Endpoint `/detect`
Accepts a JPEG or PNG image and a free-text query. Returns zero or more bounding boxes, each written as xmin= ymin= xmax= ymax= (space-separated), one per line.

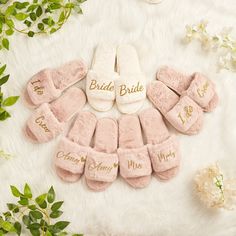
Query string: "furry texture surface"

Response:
xmin=1 ymin=0 xmax=236 ymax=235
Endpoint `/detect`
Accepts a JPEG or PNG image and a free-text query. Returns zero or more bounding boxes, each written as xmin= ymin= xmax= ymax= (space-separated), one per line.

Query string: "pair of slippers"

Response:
xmin=86 ymin=44 xmax=146 ymax=114
xmin=24 ymin=60 xmax=87 ymax=143
xmin=148 ymin=66 xmax=219 ymax=135
xmin=54 ymin=108 xmax=180 ymax=191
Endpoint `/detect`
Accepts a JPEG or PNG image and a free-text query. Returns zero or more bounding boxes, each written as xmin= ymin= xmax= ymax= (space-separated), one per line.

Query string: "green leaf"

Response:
xmin=27 ymin=4 xmax=38 ymax=12
xmin=5 ymin=5 xmax=15 ymax=16
xmin=18 ymin=197 xmax=29 ymax=205
xmin=28 ymin=204 xmax=37 ymax=210
xmin=58 ymin=11 xmax=65 ymax=22
xmin=50 ymin=210 xmax=63 ymax=218
xmin=15 ymin=2 xmax=30 ymax=10
xmin=28 ymin=31 xmax=35 ymax=37
xmin=28 ymin=223 xmax=41 ymax=230
xmin=49 ymin=3 xmax=61 ymax=10
xmin=50 ymin=28 xmax=57 ymax=34
xmin=37 ymin=23 xmax=44 ymax=31
xmin=7 ymin=203 xmax=18 ymax=211
xmin=24 ymin=20 xmax=32 ymax=27
xmin=24 ymin=183 xmax=32 ymax=198
xmin=10 ymin=185 xmax=21 ymax=197
xmin=0 ymin=75 xmax=10 ymax=86
xmin=30 ymin=12 xmax=37 ymax=21
xmin=30 ymin=228 xmax=40 ymax=236
xmin=0 ymin=110 xmax=11 ymax=121
xmin=2 ymin=38 xmax=9 ymax=50
xmin=22 ymin=215 xmax=31 ymax=226
xmin=39 ymin=200 xmax=47 ymax=209
xmin=51 ymin=201 xmax=63 ymax=211
xmin=14 ymin=222 xmax=21 ymax=236
xmin=0 ymin=221 xmax=15 ymax=232
xmin=2 ymin=96 xmax=19 ymax=107
xmin=53 ymin=221 xmax=69 ymax=232
xmin=6 ymin=19 xmax=15 ymax=28
xmin=36 ymin=6 xmax=42 ymax=17
xmin=45 ymin=231 xmax=52 ymax=236
xmin=15 ymin=13 xmax=28 ymax=21
xmin=0 ymin=64 xmax=6 ymax=75
xmin=29 ymin=211 xmax=43 ymax=219
xmin=5 ymin=28 xmax=14 ymax=36
xmin=35 ymin=193 xmax=47 ymax=205
xmin=47 ymin=186 xmax=55 ymax=203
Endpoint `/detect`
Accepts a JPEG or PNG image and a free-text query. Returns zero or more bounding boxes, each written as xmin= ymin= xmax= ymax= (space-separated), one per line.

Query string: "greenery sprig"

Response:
xmin=0 ymin=184 xmax=82 ymax=236
xmin=0 ymin=0 xmax=86 ymax=49
xmin=0 ymin=149 xmax=12 ymax=159
xmin=0 ymin=64 xmax=19 ymax=121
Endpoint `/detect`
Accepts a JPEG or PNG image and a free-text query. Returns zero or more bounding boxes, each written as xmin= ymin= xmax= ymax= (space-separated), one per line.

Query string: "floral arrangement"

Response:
xmin=195 ymin=163 xmax=236 ymax=210
xmin=183 ymin=20 xmax=236 ymax=72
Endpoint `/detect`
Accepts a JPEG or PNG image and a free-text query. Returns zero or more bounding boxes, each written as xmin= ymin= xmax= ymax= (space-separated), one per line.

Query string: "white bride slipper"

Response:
xmin=116 ymin=44 xmax=146 ymax=114
xmin=86 ymin=44 xmax=118 ymax=112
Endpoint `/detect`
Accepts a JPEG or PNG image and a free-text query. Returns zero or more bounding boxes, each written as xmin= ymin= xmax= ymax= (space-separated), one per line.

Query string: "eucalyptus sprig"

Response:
xmin=0 ymin=0 xmax=86 ymax=49
xmin=0 ymin=184 xmax=83 ymax=236
xmin=183 ymin=20 xmax=236 ymax=71
xmin=0 ymin=64 xmax=19 ymax=121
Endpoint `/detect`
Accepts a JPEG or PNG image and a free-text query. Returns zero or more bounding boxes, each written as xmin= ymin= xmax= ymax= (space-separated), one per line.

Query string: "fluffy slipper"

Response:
xmin=118 ymin=115 xmax=152 ymax=188
xmin=54 ymin=111 xmax=97 ymax=182
xmin=139 ymin=108 xmax=181 ymax=181
xmin=157 ymin=66 xmax=218 ymax=112
xmin=25 ymin=60 xmax=87 ymax=107
xmin=116 ymin=44 xmax=146 ymax=114
xmin=86 ymin=44 xmax=118 ymax=111
xmin=85 ymin=118 xmax=118 ymax=191
xmin=25 ymin=87 xmax=86 ymax=143
xmin=147 ymin=81 xmax=204 ymax=135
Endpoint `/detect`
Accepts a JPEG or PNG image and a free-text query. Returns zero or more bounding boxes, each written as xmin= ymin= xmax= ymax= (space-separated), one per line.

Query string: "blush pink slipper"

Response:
xmin=115 ymin=44 xmax=146 ymax=114
xmin=139 ymin=108 xmax=181 ymax=181
xmin=25 ymin=60 xmax=87 ymax=107
xmin=54 ymin=111 xmax=97 ymax=182
xmin=157 ymin=66 xmax=218 ymax=112
xmin=86 ymin=44 xmax=118 ymax=112
xmin=147 ymin=81 xmax=204 ymax=135
xmin=118 ymin=115 xmax=152 ymax=188
xmin=25 ymin=87 xmax=86 ymax=143
xmin=85 ymin=118 xmax=119 ymax=191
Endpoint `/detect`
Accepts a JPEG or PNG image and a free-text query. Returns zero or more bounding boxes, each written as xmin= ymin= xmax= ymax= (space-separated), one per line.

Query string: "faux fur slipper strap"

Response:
xmin=147 ymin=136 xmax=180 ymax=174
xmin=85 ymin=150 xmax=119 ymax=182
xmin=25 ymin=60 xmax=87 ymax=107
xmin=118 ymin=146 xmax=152 ymax=179
xmin=115 ymin=74 xmax=146 ymax=104
xmin=55 ymin=137 xmax=89 ymax=176
xmin=157 ymin=66 xmax=218 ymax=112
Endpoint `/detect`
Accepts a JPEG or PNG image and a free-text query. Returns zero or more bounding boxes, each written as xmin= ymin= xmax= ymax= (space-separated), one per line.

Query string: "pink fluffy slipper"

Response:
xmin=139 ymin=108 xmax=181 ymax=181
xmin=25 ymin=60 xmax=87 ymax=107
xmin=157 ymin=66 xmax=218 ymax=112
xmin=25 ymin=87 xmax=86 ymax=143
xmin=147 ymin=81 xmax=204 ymax=135
xmin=85 ymin=118 xmax=119 ymax=191
xmin=54 ymin=111 xmax=97 ymax=182
xmin=118 ymin=115 xmax=152 ymax=188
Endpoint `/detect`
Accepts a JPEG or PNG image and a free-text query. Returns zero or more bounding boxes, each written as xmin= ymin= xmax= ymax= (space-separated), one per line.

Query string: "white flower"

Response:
xmin=195 ymin=163 xmax=236 ymax=210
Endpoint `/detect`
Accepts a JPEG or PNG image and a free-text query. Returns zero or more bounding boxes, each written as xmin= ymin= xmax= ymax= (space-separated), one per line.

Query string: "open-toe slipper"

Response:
xmin=139 ymin=108 xmax=181 ymax=181
xmin=115 ymin=44 xmax=146 ymax=114
xmin=86 ymin=44 xmax=117 ymax=111
xmin=147 ymin=81 xmax=204 ymax=135
xmin=54 ymin=111 xmax=97 ymax=182
xmin=25 ymin=87 xmax=86 ymax=143
xmin=25 ymin=60 xmax=87 ymax=107
xmin=85 ymin=118 xmax=119 ymax=191
xmin=118 ymin=115 xmax=152 ymax=188
xmin=157 ymin=66 xmax=218 ymax=112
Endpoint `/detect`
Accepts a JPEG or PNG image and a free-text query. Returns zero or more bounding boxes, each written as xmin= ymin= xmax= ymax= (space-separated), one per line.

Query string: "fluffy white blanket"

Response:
xmin=1 ymin=0 xmax=236 ymax=235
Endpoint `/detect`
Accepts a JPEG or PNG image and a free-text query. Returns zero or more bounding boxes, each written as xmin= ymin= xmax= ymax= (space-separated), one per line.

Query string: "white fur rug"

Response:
xmin=1 ymin=0 xmax=236 ymax=235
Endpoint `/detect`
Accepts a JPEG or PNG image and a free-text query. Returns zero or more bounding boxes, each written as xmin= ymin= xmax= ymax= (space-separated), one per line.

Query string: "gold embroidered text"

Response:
xmin=197 ymin=82 xmax=209 ymax=98
xmin=56 ymin=151 xmax=86 ymax=165
xmin=88 ymin=162 xmax=117 ymax=174
xmin=89 ymin=79 xmax=114 ymax=92
xmin=119 ymin=82 xmax=144 ymax=96
xmin=157 ymin=151 xmax=176 ymax=162
xmin=35 ymin=116 xmax=50 ymax=132
xmin=31 ymin=80 xmax=44 ymax=95
xmin=128 ymin=160 xmax=142 ymax=170
xmin=178 ymin=106 xmax=193 ymax=125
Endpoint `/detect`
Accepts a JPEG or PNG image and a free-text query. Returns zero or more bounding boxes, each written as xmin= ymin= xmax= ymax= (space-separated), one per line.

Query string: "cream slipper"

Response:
xmin=116 ymin=44 xmax=146 ymax=114
xmin=86 ymin=44 xmax=118 ymax=112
